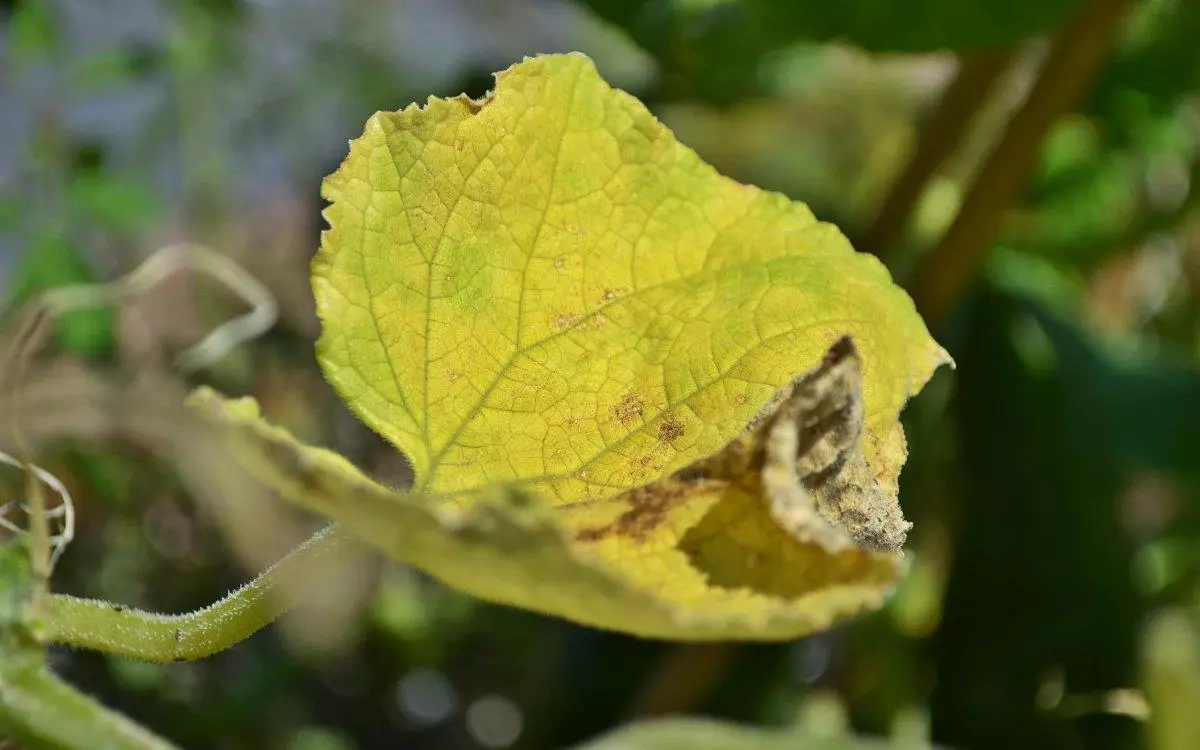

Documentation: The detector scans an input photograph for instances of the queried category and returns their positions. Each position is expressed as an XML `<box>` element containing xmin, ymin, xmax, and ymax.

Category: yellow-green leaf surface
<box><xmin>191</xmin><ymin>389</ymin><xmax>896</xmax><ymax>640</ymax></box>
<box><xmin>308</xmin><ymin>52</ymin><xmax>949</xmax><ymax>639</ymax></box>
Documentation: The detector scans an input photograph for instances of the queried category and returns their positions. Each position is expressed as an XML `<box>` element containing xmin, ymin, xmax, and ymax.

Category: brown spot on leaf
<box><xmin>575</xmin><ymin>481</ymin><xmax>694</xmax><ymax>542</ymax></box>
<box><xmin>554</xmin><ymin>313</ymin><xmax>579</xmax><ymax>330</ymax></box>
<box><xmin>614</xmin><ymin>392</ymin><xmax>644</xmax><ymax>427</ymax></box>
<box><xmin>735</xmin><ymin>394</ymin><xmax>746</xmax><ymax>405</ymax></box>
<box><xmin>657</xmin><ymin>413</ymin><xmax>685</xmax><ymax>444</ymax></box>
<box><xmin>461</xmin><ymin>89</ymin><xmax>496</xmax><ymax>114</ymax></box>
<box><xmin>603</xmin><ymin>289</ymin><xmax>616</xmax><ymax>301</ymax></box>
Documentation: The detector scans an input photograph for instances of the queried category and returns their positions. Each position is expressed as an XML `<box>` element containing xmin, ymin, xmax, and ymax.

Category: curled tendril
<box><xmin>37</xmin><ymin>242</ymin><xmax>279</xmax><ymax>373</ymax></box>
<box><xmin>1</xmin><ymin>242</ymin><xmax>278</xmax><ymax>571</ymax></box>
<box><xmin>0</xmin><ymin>449</ymin><xmax>75</xmax><ymax>572</ymax></box>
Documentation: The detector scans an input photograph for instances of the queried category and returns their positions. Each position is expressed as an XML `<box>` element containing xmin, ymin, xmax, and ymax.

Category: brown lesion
<box><xmin>459</xmin><ymin>88</ymin><xmax>497</xmax><ymax>115</ymax></box>
<box><xmin>574</xmin><ymin>478</ymin><xmax>700</xmax><ymax>542</ymax></box>
<box><xmin>668</xmin><ymin>429</ymin><xmax>762</xmax><ymax>487</ymax></box>
<box><xmin>627</xmin><ymin>453</ymin><xmax>661</xmax><ymax>480</ymax></box>
<box><xmin>554</xmin><ymin>313</ymin><xmax>580</xmax><ymax>329</ymax></box>
<box><xmin>613</xmin><ymin>392</ymin><xmax>645</xmax><ymax>427</ymax></box>
<box><xmin>657</xmin><ymin>413</ymin><xmax>685</xmax><ymax>445</ymax></box>
<box><xmin>578</xmin><ymin>334</ymin><xmax>908</xmax><ymax>590</ymax></box>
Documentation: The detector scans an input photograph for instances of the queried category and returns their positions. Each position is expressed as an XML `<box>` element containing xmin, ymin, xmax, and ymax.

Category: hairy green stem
<box><xmin>43</xmin><ymin>524</ymin><xmax>362</xmax><ymax>662</ymax></box>
<box><xmin>0</xmin><ymin>651</ymin><xmax>179</xmax><ymax>750</ymax></box>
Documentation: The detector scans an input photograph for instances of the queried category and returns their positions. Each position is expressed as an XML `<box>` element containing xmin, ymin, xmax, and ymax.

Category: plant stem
<box><xmin>2</xmin><ymin>304</ymin><xmax>57</xmax><ymax>621</ymax></box>
<box><xmin>42</xmin><ymin>524</ymin><xmax>363</xmax><ymax>662</ymax></box>
<box><xmin>0</xmin><ymin>651</ymin><xmax>180</xmax><ymax>750</ymax></box>
<box><xmin>25</xmin><ymin>463</ymin><xmax>51</xmax><ymax>620</ymax></box>
<box><xmin>907</xmin><ymin>0</ymin><xmax>1137</xmax><ymax>328</ymax></box>
<box><xmin>863</xmin><ymin>48</ymin><xmax>1016</xmax><ymax>262</ymax></box>
<box><xmin>626</xmin><ymin>643</ymin><xmax>737</xmax><ymax>718</ymax></box>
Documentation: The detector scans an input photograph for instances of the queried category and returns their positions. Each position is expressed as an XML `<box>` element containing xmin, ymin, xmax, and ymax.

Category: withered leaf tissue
<box><xmin>665</xmin><ymin>335</ymin><xmax>911</xmax><ymax>554</ymax></box>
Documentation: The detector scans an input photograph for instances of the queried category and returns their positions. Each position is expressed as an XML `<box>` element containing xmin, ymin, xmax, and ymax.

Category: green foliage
<box><xmin>571</xmin><ymin>717</ymin><xmax>902</xmax><ymax>749</ymax></box>
<box><xmin>772</xmin><ymin>0</ymin><xmax>1084</xmax><ymax>51</ymax></box>
<box><xmin>580</xmin><ymin>0</ymin><xmax>1085</xmax><ymax>103</ymax></box>
<box><xmin>67</xmin><ymin>173</ymin><xmax>163</xmax><ymax>233</ymax></box>
<box><xmin>8</xmin><ymin>0</ymin><xmax>58</xmax><ymax>60</ymax></box>
<box><xmin>1086</xmin><ymin>0</ymin><xmax>1200</xmax><ymax>143</ymax></box>
<box><xmin>6</xmin><ymin>236</ymin><xmax>115</xmax><ymax>358</ymax></box>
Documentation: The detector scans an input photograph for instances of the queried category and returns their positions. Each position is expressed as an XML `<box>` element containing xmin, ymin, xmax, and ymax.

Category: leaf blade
<box><xmin>314</xmin><ymin>53</ymin><xmax>946</xmax><ymax>501</ymax></box>
<box><xmin>308</xmin><ymin>53</ymin><xmax>950</xmax><ymax>639</ymax></box>
<box><xmin>189</xmin><ymin>389</ymin><xmax>903</xmax><ymax>640</ymax></box>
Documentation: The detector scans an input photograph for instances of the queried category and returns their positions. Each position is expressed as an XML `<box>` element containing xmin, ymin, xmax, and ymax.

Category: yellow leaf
<box><xmin>302</xmin><ymin>52</ymin><xmax>949</xmax><ymax>639</ymax></box>
<box><xmin>190</xmin><ymin>383</ymin><xmax>891</xmax><ymax>640</ymax></box>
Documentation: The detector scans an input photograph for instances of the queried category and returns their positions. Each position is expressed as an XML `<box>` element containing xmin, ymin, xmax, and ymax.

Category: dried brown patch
<box><xmin>461</xmin><ymin>89</ymin><xmax>496</xmax><ymax>114</ymax></box>
<box><xmin>575</xmin><ymin>480</ymin><xmax>694</xmax><ymax>542</ymax></box>
<box><xmin>613</xmin><ymin>392</ymin><xmax>644</xmax><ymax>427</ymax></box>
<box><xmin>657</xmin><ymin>413</ymin><xmax>685</xmax><ymax>444</ymax></box>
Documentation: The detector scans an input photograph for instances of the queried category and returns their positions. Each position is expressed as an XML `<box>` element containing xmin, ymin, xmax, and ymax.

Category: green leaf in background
<box><xmin>1085</xmin><ymin>0</ymin><xmax>1200</xmax><ymax>145</ymax></box>
<box><xmin>8</xmin><ymin>0</ymin><xmax>58</xmax><ymax>61</ymax></box>
<box><xmin>68</xmin><ymin>172</ymin><xmax>164</xmax><ymax>233</ymax></box>
<box><xmin>580</xmin><ymin>0</ymin><xmax>1085</xmax><ymax>103</ymax></box>
<box><xmin>5</xmin><ymin>235</ymin><xmax>115</xmax><ymax>358</ymax></box>
<box><xmin>68</xmin><ymin>48</ymin><xmax>160</xmax><ymax>93</ymax></box>
<box><xmin>569</xmin><ymin>717</ymin><xmax>907</xmax><ymax>750</ymax></box>
<box><xmin>1004</xmin><ymin>0</ymin><xmax>1200</xmax><ymax>272</ymax></box>
<box><xmin>761</xmin><ymin>0</ymin><xmax>1085</xmax><ymax>52</ymax></box>
<box><xmin>928</xmin><ymin>285</ymin><xmax>1200</xmax><ymax>749</ymax></box>
<box><xmin>0</xmin><ymin>197</ymin><xmax>19</xmax><ymax>231</ymax></box>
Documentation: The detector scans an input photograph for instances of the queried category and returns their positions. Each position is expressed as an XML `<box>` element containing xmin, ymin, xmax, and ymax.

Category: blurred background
<box><xmin>2</xmin><ymin>0</ymin><xmax>1199</xmax><ymax>748</ymax></box>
